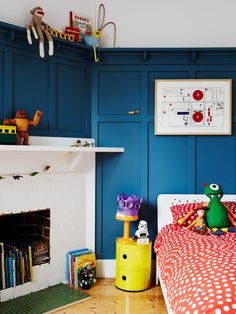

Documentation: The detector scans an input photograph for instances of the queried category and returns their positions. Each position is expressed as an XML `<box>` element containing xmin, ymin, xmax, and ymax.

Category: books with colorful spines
<box><xmin>18</xmin><ymin>251</ymin><xmax>22</xmax><ymax>285</ymax></box>
<box><xmin>15</xmin><ymin>251</ymin><xmax>19</xmax><ymax>286</ymax></box>
<box><xmin>66</xmin><ymin>248</ymin><xmax>92</xmax><ymax>286</ymax></box>
<box><xmin>28</xmin><ymin>246</ymin><xmax>33</xmax><ymax>281</ymax></box>
<box><xmin>5</xmin><ymin>246</ymin><xmax>17</xmax><ymax>288</ymax></box>
<box><xmin>0</xmin><ymin>247</ymin><xmax>1</xmax><ymax>286</ymax></box>
<box><xmin>8</xmin><ymin>256</ymin><xmax>14</xmax><ymax>288</ymax></box>
<box><xmin>21</xmin><ymin>255</ymin><xmax>25</xmax><ymax>284</ymax></box>
<box><xmin>23</xmin><ymin>250</ymin><xmax>29</xmax><ymax>283</ymax></box>
<box><xmin>0</xmin><ymin>242</ymin><xmax>5</xmax><ymax>289</ymax></box>
<box><xmin>12</xmin><ymin>249</ymin><xmax>20</xmax><ymax>286</ymax></box>
<box><xmin>76</xmin><ymin>252</ymin><xmax>96</xmax><ymax>289</ymax></box>
<box><xmin>68</xmin><ymin>248</ymin><xmax>92</xmax><ymax>286</ymax></box>
<box><xmin>4</xmin><ymin>256</ymin><xmax>9</xmax><ymax>288</ymax></box>
<box><xmin>11</xmin><ymin>254</ymin><xmax>16</xmax><ymax>287</ymax></box>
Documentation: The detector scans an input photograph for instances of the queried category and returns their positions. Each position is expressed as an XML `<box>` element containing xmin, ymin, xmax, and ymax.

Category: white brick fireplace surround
<box><xmin>0</xmin><ymin>137</ymin><xmax>123</xmax><ymax>301</ymax></box>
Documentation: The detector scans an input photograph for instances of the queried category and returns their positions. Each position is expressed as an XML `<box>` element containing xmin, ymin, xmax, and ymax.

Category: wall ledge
<box><xmin>2</xmin><ymin>21</ymin><xmax>236</xmax><ymax>65</ymax></box>
<box><xmin>0</xmin><ymin>136</ymin><xmax>124</xmax><ymax>174</ymax></box>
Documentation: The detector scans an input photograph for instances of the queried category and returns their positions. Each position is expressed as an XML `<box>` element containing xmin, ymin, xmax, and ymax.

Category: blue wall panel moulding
<box><xmin>1</xmin><ymin>21</ymin><xmax>236</xmax><ymax>259</ymax></box>
<box><xmin>0</xmin><ymin>50</ymin><xmax>3</xmax><ymax>122</ymax></box>
<box><xmin>0</xmin><ymin>21</ymin><xmax>92</xmax><ymax>138</ymax></box>
<box><xmin>93</xmin><ymin>53</ymin><xmax>236</xmax><ymax>259</ymax></box>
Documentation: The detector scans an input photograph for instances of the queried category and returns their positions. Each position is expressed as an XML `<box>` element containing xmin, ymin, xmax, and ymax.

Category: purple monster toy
<box><xmin>116</xmin><ymin>193</ymin><xmax>142</xmax><ymax>220</ymax></box>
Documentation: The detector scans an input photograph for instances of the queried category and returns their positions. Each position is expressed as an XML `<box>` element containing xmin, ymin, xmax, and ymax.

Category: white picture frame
<box><xmin>154</xmin><ymin>79</ymin><xmax>232</xmax><ymax>135</ymax></box>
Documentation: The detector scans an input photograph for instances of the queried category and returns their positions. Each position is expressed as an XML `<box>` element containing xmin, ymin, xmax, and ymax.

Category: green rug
<box><xmin>0</xmin><ymin>284</ymin><xmax>91</xmax><ymax>314</ymax></box>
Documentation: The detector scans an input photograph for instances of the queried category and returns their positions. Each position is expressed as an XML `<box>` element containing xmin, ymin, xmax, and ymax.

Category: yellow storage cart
<box><xmin>116</xmin><ymin>238</ymin><xmax>152</xmax><ymax>291</ymax></box>
<box><xmin>115</xmin><ymin>193</ymin><xmax>152</xmax><ymax>291</ymax></box>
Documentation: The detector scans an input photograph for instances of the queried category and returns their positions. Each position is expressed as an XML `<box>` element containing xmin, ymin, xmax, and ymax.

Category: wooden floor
<box><xmin>52</xmin><ymin>278</ymin><xmax>167</xmax><ymax>314</ymax></box>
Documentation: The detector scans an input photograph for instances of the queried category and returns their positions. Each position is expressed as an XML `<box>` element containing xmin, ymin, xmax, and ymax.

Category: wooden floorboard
<box><xmin>52</xmin><ymin>278</ymin><xmax>168</xmax><ymax>314</ymax></box>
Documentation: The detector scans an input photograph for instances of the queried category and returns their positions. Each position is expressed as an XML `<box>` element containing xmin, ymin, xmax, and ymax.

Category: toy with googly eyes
<box><xmin>83</xmin><ymin>4</ymin><xmax>116</xmax><ymax>62</ymax></box>
<box><xmin>203</xmin><ymin>183</ymin><xmax>236</xmax><ymax>229</ymax></box>
<box><xmin>116</xmin><ymin>193</ymin><xmax>142</xmax><ymax>242</ymax></box>
<box><xmin>179</xmin><ymin>183</ymin><xmax>236</xmax><ymax>233</ymax></box>
<box><xmin>116</xmin><ymin>193</ymin><xmax>142</xmax><ymax>220</ymax></box>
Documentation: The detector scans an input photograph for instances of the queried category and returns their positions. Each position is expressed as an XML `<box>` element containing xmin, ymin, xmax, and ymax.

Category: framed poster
<box><xmin>154</xmin><ymin>79</ymin><xmax>232</xmax><ymax>135</ymax></box>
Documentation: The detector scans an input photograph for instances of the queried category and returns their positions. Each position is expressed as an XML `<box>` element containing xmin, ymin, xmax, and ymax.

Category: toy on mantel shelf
<box><xmin>3</xmin><ymin>109</ymin><xmax>43</xmax><ymax>145</ymax></box>
<box><xmin>83</xmin><ymin>4</ymin><xmax>116</xmax><ymax>62</ymax></box>
<box><xmin>0</xmin><ymin>125</ymin><xmax>16</xmax><ymax>145</ymax></box>
<box><xmin>26</xmin><ymin>7</ymin><xmax>54</xmax><ymax>58</ymax></box>
<box><xmin>116</xmin><ymin>193</ymin><xmax>142</xmax><ymax>243</ymax></box>
<box><xmin>178</xmin><ymin>183</ymin><xmax>236</xmax><ymax>235</ymax></box>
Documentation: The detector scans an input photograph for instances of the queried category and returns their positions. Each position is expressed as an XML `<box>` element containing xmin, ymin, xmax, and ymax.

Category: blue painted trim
<box><xmin>3</xmin><ymin>49</ymin><xmax>12</xmax><ymax>118</ymax></box>
<box><xmin>48</xmin><ymin>60</ymin><xmax>56</xmax><ymax>131</ymax></box>
<box><xmin>187</xmin><ymin>136</ymin><xmax>196</xmax><ymax>193</ymax></box>
<box><xmin>0</xmin><ymin>21</ymin><xmax>92</xmax><ymax>51</ymax></box>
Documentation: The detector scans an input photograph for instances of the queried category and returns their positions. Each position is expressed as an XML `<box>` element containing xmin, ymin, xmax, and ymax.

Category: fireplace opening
<box><xmin>0</xmin><ymin>209</ymin><xmax>50</xmax><ymax>290</ymax></box>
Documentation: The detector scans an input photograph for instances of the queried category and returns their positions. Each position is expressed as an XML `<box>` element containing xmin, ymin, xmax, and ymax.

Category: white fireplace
<box><xmin>0</xmin><ymin>137</ymin><xmax>124</xmax><ymax>302</ymax></box>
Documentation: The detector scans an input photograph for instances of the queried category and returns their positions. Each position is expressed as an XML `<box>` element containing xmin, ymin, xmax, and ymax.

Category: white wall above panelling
<box><xmin>0</xmin><ymin>0</ymin><xmax>93</xmax><ymax>32</ymax></box>
<box><xmin>1</xmin><ymin>0</ymin><xmax>236</xmax><ymax>47</ymax></box>
<box><xmin>94</xmin><ymin>0</ymin><xmax>236</xmax><ymax>48</ymax></box>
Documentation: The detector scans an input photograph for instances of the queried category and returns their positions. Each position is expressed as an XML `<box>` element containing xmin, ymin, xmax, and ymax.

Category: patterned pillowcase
<box><xmin>171</xmin><ymin>201</ymin><xmax>236</xmax><ymax>227</ymax></box>
<box><xmin>170</xmin><ymin>202</ymin><xmax>202</xmax><ymax>227</ymax></box>
<box><xmin>222</xmin><ymin>201</ymin><xmax>236</xmax><ymax>216</ymax></box>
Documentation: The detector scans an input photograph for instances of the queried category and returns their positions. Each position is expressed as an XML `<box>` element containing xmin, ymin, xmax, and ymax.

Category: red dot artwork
<box><xmin>192</xmin><ymin>111</ymin><xmax>204</xmax><ymax>123</ymax></box>
<box><xmin>192</xmin><ymin>89</ymin><xmax>204</xmax><ymax>101</ymax></box>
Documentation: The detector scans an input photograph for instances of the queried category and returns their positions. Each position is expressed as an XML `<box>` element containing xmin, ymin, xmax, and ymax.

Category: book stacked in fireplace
<box><xmin>0</xmin><ymin>242</ymin><xmax>33</xmax><ymax>290</ymax></box>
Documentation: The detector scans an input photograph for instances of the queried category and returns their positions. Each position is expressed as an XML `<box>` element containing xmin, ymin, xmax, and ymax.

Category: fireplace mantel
<box><xmin>0</xmin><ymin>136</ymin><xmax>124</xmax><ymax>301</ymax></box>
<box><xmin>0</xmin><ymin>136</ymin><xmax>124</xmax><ymax>174</ymax></box>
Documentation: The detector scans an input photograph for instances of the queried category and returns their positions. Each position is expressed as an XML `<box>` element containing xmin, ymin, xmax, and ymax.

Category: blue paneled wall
<box><xmin>1</xmin><ymin>22</ymin><xmax>236</xmax><ymax>259</ymax></box>
<box><xmin>93</xmin><ymin>52</ymin><xmax>236</xmax><ymax>259</ymax></box>
<box><xmin>0</xmin><ymin>22</ymin><xmax>91</xmax><ymax>138</ymax></box>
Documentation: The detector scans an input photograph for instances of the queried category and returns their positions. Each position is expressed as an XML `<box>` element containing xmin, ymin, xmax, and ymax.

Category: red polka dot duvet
<box><xmin>154</xmin><ymin>223</ymin><xmax>236</xmax><ymax>314</ymax></box>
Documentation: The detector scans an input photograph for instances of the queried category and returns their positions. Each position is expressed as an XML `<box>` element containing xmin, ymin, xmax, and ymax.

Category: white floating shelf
<box><xmin>0</xmin><ymin>145</ymin><xmax>124</xmax><ymax>153</ymax></box>
<box><xmin>0</xmin><ymin>136</ymin><xmax>124</xmax><ymax>174</ymax></box>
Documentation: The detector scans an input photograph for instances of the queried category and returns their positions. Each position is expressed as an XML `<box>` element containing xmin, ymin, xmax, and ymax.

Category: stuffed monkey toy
<box><xmin>26</xmin><ymin>7</ymin><xmax>54</xmax><ymax>58</ymax></box>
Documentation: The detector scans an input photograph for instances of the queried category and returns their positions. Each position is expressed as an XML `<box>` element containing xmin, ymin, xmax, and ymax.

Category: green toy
<box><xmin>203</xmin><ymin>183</ymin><xmax>230</xmax><ymax>229</ymax></box>
<box><xmin>178</xmin><ymin>183</ymin><xmax>236</xmax><ymax>233</ymax></box>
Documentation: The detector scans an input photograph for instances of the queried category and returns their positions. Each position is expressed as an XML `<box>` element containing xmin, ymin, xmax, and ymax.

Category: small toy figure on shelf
<box><xmin>4</xmin><ymin>109</ymin><xmax>43</xmax><ymax>145</ymax></box>
<box><xmin>26</xmin><ymin>7</ymin><xmax>54</xmax><ymax>58</ymax></box>
<box><xmin>83</xmin><ymin>4</ymin><xmax>116</xmax><ymax>62</ymax></box>
<box><xmin>0</xmin><ymin>125</ymin><xmax>16</xmax><ymax>144</ymax></box>
<box><xmin>135</xmin><ymin>220</ymin><xmax>149</xmax><ymax>244</ymax></box>
<box><xmin>116</xmin><ymin>193</ymin><xmax>142</xmax><ymax>243</ymax></box>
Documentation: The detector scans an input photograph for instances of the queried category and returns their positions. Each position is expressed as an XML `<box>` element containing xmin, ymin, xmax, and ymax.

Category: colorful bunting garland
<box><xmin>0</xmin><ymin>165</ymin><xmax>51</xmax><ymax>181</ymax></box>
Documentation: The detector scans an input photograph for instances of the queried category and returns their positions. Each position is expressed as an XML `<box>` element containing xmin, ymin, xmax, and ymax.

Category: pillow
<box><xmin>171</xmin><ymin>201</ymin><xmax>236</xmax><ymax>228</ymax></box>
<box><xmin>222</xmin><ymin>201</ymin><xmax>236</xmax><ymax>220</ymax></box>
<box><xmin>222</xmin><ymin>201</ymin><xmax>236</xmax><ymax>213</ymax></box>
<box><xmin>170</xmin><ymin>202</ymin><xmax>202</xmax><ymax>227</ymax></box>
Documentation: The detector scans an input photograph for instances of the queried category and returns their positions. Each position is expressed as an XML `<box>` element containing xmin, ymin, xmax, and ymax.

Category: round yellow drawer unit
<box><xmin>115</xmin><ymin>239</ymin><xmax>152</xmax><ymax>291</ymax></box>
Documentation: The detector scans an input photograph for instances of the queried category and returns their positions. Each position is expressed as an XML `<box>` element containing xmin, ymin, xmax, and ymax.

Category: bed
<box><xmin>154</xmin><ymin>194</ymin><xmax>236</xmax><ymax>314</ymax></box>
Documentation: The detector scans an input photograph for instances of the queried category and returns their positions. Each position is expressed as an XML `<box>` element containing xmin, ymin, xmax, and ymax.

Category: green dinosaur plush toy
<box><xmin>203</xmin><ymin>183</ymin><xmax>230</xmax><ymax>229</ymax></box>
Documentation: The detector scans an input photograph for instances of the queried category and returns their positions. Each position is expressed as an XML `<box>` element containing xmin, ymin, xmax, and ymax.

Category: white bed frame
<box><xmin>156</xmin><ymin>194</ymin><xmax>236</xmax><ymax>314</ymax></box>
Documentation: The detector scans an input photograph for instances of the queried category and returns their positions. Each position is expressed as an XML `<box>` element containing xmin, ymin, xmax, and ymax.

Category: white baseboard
<box><xmin>96</xmin><ymin>259</ymin><xmax>116</xmax><ymax>278</ymax></box>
